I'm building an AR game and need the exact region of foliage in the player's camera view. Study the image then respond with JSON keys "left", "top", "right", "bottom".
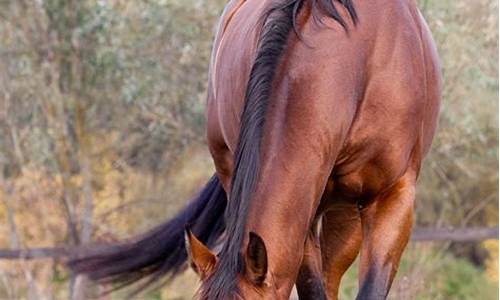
{"left": 0, "top": 0, "right": 497, "bottom": 299}
{"left": 417, "top": 0, "right": 498, "bottom": 229}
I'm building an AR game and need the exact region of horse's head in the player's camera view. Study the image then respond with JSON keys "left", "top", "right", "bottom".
{"left": 185, "top": 229, "right": 280, "bottom": 299}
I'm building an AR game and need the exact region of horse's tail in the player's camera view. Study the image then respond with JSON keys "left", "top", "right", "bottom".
{"left": 67, "top": 175, "right": 226, "bottom": 290}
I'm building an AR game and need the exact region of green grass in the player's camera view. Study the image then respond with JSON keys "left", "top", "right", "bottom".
{"left": 337, "top": 245, "right": 498, "bottom": 300}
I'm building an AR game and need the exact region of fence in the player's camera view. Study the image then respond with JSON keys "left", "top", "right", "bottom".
{"left": 0, "top": 227, "right": 497, "bottom": 260}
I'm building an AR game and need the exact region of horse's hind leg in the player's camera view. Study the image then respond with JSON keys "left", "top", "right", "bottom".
{"left": 320, "top": 201, "right": 362, "bottom": 300}
{"left": 296, "top": 191, "right": 363, "bottom": 300}
{"left": 296, "top": 227, "right": 327, "bottom": 300}
{"left": 356, "top": 173, "right": 416, "bottom": 300}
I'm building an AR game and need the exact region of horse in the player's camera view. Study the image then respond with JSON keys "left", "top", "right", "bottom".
{"left": 68, "top": 0, "right": 442, "bottom": 299}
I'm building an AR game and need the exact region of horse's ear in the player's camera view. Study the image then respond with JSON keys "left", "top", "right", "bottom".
{"left": 185, "top": 228, "right": 217, "bottom": 279}
{"left": 245, "top": 232, "right": 268, "bottom": 285}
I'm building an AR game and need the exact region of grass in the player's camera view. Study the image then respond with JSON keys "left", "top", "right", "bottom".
{"left": 337, "top": 244, "right": 499, "bottom": 300}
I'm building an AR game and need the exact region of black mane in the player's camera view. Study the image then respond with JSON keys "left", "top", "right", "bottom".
{"left": 201, "top": 0, "right": 357, "bottom": 299}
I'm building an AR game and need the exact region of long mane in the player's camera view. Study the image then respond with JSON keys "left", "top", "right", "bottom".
{"left": 201, "top": 0, "right": 357, "bottom": 299}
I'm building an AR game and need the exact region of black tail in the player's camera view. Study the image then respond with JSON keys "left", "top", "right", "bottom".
{"left": 67, "top": 175, "right": 226, "bottom": 291}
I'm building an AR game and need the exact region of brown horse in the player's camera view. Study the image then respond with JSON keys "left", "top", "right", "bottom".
{"left": 69, "top": 0, "right": 441, "bottom": 299}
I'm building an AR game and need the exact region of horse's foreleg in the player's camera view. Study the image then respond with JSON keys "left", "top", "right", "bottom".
{"left": 320, "top": 203, "right": 362, "bottom": 300}
{"left": 356, "top": 173, "right": 416, "bottom": 300}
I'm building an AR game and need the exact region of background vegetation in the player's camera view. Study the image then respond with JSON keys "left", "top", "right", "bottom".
{"left": 0, "top": 0, "right": 498, "bottom": 299}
